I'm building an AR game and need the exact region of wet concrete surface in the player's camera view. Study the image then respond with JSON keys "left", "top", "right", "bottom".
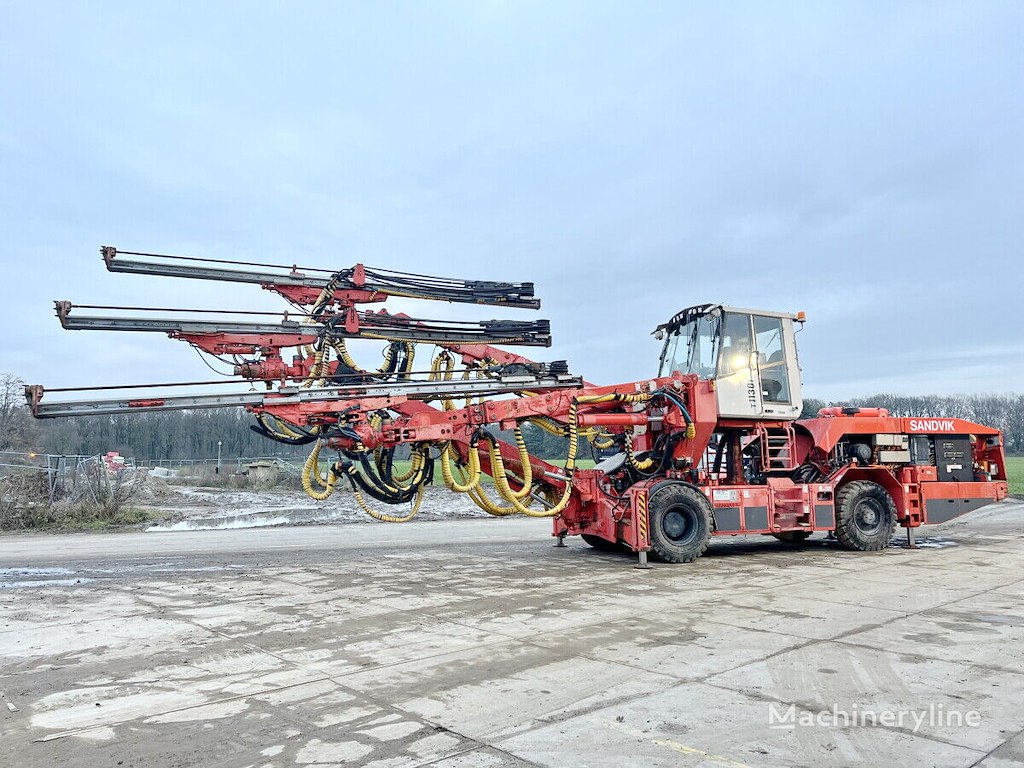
{"left": 1, "top": 501, "right": 1023, "bottom": 767}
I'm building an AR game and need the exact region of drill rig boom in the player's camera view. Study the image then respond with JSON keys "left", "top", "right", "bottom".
{"left": 102, "top": 247, "right": 541, "bottom": 308}
{"left": 26, "top": 245, "right": 1010, "bottom": 563}
{"left": 55, "top": 302, "right": 553, "bottom": 349}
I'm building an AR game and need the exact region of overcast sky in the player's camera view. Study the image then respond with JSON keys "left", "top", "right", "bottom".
{"left": 1, "top": 2, "right": 1021, "bottom": 402}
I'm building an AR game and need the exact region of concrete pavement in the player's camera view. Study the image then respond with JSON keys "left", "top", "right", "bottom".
{"left": 2, "top": 501, "right": 1023, "bottom": 767}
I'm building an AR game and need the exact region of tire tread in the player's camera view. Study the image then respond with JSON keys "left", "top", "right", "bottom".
{"left": 835, "top": 480, "right": 897, "bottom": 551}
{"left": 648, "top": 484, "right": 713, "bottom": 564}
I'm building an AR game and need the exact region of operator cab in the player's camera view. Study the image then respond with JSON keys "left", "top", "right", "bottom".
{"left": 656, "top": 304, "right": 803, "bottom": 420}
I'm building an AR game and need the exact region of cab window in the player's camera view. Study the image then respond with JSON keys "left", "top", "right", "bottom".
{"left": 718, "top": 313, "right": 753, "bottom": 376}
{"left": 753, "top": 315, "right": 790, "bottom": 403}
{"left": 660, "top": 313, "right": 719, "bottom": 378}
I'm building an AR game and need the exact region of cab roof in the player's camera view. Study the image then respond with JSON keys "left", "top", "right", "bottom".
{"left": 654, "top": 304, "right": 803, "bottom": 336}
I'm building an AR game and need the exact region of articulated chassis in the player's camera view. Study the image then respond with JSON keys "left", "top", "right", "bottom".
{"left": 26, "top": 247, "right": 1011, "bottom": 564}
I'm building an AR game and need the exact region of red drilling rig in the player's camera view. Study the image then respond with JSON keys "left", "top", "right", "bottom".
{"left": 26, "top": 247, "right": 1009, "bottom": 565}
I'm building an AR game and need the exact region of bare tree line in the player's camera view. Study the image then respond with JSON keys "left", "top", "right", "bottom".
{"left": 40, "top": 408, "right": 302, "bottom": 462}
{"left": 0, "top": 373, "right": 38, "bottom": 451}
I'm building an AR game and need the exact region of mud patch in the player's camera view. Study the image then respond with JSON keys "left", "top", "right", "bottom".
{"left": 0, "top": 568, "right": 92, "bottom": 590}
{"left": 144, "top": 485, "right": 486, "bottom": 532}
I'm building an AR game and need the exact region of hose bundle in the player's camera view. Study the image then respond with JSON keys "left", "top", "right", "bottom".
{"left": 291, "top": 353, "right": 697, "bottom": 526}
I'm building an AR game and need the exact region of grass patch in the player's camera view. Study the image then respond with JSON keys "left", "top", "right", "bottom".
{"left": 67, "top": 507, "right": 163, "bottom": 530}
{"left": 1006, "top": 456, "right": 1024, "bottom": 496}
{"left": 1, "top": 503, "right": 164, "bottom": 531}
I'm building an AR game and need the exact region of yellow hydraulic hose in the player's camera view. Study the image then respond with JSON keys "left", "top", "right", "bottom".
{"left": 389, "top": 447, "right": 426, "bottom": 487}
{"left": 440, "top": 442, "right": 482, "bottom": 492}
{"left": 466, "top": 482, "right": 521, "bottom": 516}
{"left": 471, "top": 400, "right": 580, "bottom": 518}
{"left": 401, "top": 342, "right": 415, "bottom": 379}
{"left": 578, "top": 392, "right": 651, "bottom": 406}
{"left": 301, "top": 346, "right": 328, "bottom": 388}
{"left": 529, "top": 415, "right": 608, "bottom": 444}
{"left": 258, "top": 414, "right": 309, "bottom": 441}
{"left": 429, "top": 351, "right": 457, "bottom": 410}
{"left": 528, "top": 416, "right": 567, "bottom": 437}
{"left": 309, "top": 284, "right": 334, "bottom": 317}
{"left": 296, "top": 385, "right": 652, "bottom": 522}
{"left": 333, "top": 338, "right": 412, "bottom": 377}
{"left": 334, "top": 339, "right": 358, "bottom": 371}
{"left": 622, "top": 427, "right": 654, "bottom": 470}
{"left": 576, "top": 392, "right": 653, "bottom": 461}
{"left": 352, "top": 481, "right": 426, "bottom": 522}
{"left": 440, "top": 444, "right": 523, "bottom": 517}
{"left": 499, "top": 427, "right": 534, "bottom": 500}
{"left": 369, "top": 412, "right": 385, "bottom": 469}
{"left": 476, "top": 444, "right": 558, "bottom": 517}
{"left": 303, "top": 441, "right": 329, "bottom": 489}
{"left": 485, "top": 441, "right": 534, "bottom": 511}
{"left": 302, "top": 445, "right": 338, "bottom": 501}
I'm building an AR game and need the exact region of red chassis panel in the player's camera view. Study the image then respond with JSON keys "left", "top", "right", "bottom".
{"left": 554, "top": 412, "right": 1009, "bottom": 553}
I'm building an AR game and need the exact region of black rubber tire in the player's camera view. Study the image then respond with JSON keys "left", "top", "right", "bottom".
{"left": 772, "top": 531, "right": 812, "bottom": 544}
{"left": 581, "top": 533, "right": 620, "bottom": 551}
{"left": 834, "top": 480, "right": 897, "bottom": 551}
{"left": 648, "top": 483, "right": 714, "bottom": 563}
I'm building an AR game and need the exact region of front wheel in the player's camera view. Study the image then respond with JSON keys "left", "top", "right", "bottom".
{"left": 835, "top": 480, "right": 897, "bottom": 551}
{"left": 648, "top": 484, "right": 714, "bottom": 563}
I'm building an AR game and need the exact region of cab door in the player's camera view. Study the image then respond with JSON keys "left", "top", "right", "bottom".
{"left": 752, "top": 314, "right": 792, "bottom": 418}
{"left": 752, "top": 314, "right": 802, "bottom": 420}
{"left": 715, "top": 313, "right": 763, "bottom": 418}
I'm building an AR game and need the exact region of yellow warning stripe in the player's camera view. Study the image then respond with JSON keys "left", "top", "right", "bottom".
{"left": 636, "top": 490, "right": 649, "bottom": 547}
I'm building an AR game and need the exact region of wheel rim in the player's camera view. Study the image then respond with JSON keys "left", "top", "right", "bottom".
{"left": 853, "top": 498, "right": 886, "bottom": 536}
{"left": 662, "top": 505, "right": 698, "bottom": 545}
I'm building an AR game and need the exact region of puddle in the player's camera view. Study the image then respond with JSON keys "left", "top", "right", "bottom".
{"left": 0, "top": 567, "right": 75, "bottom": 578}
{"left": 889, "top": 537, "right": 959, "bottom": 549}
{"left": 0, "top": 578, "right": 94, "bottom": 589}
{"left": 149, "top": 512, "right": 301, "bottom": 532}
{"left": 146, "top": 504, "right": 382, "bottom": 531}
{"left": 0, "top": 568, "right": 92, "bottom": 589}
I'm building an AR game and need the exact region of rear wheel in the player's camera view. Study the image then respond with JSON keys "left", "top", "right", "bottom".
{"left": 835, "top": 480, "right": 897, "bottom": 551}
{"left": 648, "top": 484, "right": 713, "bottom": 563}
